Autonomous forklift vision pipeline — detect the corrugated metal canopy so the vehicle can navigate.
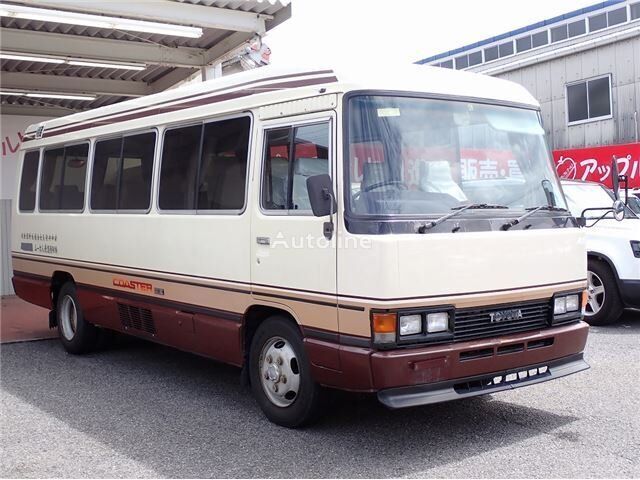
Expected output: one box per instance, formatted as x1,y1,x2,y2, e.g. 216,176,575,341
0,0,291,117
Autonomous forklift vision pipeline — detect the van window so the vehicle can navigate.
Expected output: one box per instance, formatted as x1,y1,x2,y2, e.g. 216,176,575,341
159,125,201,210
39,143,88,211
19,151,40,212
198,117,250,210
159,116,250,212
91,132,155,211
262,122,330,212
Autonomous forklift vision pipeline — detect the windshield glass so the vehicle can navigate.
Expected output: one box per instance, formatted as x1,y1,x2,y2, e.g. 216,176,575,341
563,183,616,217
346,95,567,217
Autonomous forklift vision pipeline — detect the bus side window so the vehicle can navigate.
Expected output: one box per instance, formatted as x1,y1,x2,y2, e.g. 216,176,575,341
159,125,201,211
261,122,330,212
198,117,250,211
92,132,156,212
39,143,88,211
19,151,40,212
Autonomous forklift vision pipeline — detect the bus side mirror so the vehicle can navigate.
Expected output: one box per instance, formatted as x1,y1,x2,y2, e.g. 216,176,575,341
576,217,587,227
613,199,625,222
307,174,336,217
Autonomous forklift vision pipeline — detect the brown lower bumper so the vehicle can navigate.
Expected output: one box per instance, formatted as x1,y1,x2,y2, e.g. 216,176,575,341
306,321,590,393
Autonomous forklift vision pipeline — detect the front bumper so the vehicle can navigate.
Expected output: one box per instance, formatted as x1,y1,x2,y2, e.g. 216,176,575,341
378,352,589,409
620,279,640,309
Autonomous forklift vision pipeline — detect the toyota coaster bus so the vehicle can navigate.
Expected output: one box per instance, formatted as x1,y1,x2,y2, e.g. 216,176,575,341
12,65,590,427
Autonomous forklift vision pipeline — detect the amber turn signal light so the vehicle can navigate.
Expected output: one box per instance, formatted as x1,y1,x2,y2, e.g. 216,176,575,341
372,312,397,333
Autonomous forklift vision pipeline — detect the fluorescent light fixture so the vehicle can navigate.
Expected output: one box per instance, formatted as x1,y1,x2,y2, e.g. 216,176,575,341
0,53,64,64
0,4,203,38
68,60,146,71
25,93,96,101
0,90,25,96
0,51,146,71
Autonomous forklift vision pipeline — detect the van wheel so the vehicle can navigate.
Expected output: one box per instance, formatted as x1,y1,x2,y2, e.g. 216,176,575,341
56,282,98,354
249,316,324,428
584,260,623,326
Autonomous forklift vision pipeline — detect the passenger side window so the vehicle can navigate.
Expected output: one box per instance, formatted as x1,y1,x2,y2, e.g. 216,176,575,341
19,151,40,212
159,116,250,212
91,132,156,211
39,143,88,211
262,122,330,212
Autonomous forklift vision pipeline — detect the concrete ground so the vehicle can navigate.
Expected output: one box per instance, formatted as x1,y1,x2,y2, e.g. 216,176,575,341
1,310,639,478
0,296,55,343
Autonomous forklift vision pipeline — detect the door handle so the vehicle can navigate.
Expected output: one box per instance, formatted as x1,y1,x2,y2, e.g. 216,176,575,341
256,237,270,246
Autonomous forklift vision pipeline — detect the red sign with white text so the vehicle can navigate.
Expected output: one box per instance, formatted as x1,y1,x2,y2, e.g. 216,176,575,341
553,143,640,189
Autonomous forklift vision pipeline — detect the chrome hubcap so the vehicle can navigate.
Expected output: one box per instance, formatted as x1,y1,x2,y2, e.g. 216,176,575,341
586,271,605,316
60,295,78,341
259,337,301,407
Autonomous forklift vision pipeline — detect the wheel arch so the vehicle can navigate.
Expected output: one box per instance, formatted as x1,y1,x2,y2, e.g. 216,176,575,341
587,251,622,294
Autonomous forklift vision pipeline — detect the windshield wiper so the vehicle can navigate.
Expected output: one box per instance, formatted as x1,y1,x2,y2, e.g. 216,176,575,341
417,203,508,233
501,205,569,231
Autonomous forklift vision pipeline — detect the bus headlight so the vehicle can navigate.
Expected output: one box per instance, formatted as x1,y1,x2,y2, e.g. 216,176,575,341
399,314,422,336
426,312,449,333
554,294,580,315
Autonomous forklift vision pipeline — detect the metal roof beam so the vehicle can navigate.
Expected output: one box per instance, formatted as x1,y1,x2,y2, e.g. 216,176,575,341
1,72,149,97
13,0,269,34
0,28,206,68
0,104,75,117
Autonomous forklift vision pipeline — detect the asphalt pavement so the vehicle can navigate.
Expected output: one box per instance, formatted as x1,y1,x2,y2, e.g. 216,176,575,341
1,311,639,478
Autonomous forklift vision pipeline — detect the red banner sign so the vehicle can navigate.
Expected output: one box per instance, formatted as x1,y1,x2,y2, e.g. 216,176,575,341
553,143,640,189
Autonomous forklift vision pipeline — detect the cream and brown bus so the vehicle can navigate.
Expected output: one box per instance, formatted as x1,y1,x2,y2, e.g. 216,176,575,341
12,65,590,427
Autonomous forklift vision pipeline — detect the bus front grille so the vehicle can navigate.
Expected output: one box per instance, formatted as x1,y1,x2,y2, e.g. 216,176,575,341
453,300,550,342
117,303,156,335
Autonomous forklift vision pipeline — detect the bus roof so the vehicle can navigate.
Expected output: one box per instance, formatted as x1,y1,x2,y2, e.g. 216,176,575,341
23,64,539,145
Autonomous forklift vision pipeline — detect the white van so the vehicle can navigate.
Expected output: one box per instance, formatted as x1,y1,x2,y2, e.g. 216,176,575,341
12,65,591,427
562,179,640,324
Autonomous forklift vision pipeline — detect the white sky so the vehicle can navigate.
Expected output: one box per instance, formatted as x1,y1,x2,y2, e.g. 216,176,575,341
265,0,600,66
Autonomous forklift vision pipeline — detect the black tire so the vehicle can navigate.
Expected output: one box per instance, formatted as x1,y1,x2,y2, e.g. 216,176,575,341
56,282,99,354
249,316,325,428
585,259,624,326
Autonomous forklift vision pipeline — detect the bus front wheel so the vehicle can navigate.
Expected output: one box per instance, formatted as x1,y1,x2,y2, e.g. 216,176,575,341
249,315,324,428
56,282,99,354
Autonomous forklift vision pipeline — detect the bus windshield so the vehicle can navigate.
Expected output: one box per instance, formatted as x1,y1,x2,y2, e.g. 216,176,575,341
346,95,567,217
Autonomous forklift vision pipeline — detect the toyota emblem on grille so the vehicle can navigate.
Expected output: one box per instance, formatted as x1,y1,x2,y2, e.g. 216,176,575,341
489,309,523,323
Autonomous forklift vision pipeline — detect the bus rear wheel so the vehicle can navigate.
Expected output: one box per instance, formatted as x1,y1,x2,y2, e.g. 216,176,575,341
56,282,99,354
249,315,324,428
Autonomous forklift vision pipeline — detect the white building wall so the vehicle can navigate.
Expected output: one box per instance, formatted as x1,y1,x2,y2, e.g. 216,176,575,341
0,114,52,295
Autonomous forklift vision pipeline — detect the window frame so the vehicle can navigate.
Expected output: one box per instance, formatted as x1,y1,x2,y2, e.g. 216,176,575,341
18,149,42,213
156,111,253,216
259,116,334,217
565,74,613,126
89,128,158,215
38,140,90,214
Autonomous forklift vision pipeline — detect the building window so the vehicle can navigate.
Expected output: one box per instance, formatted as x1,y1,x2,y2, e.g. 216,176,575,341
498,41,514,58
484,46,499,62
454,55,468,70
589,13,608,32
632,2,640,20
607,7,627,26
516,35,532,53
566,75,612,124
39,143,88,211
568,19,586,37
439,60,453,69
262,122,330,212
19,151,40,212
468,51,482,67
551,24,568,42
532,31,549,48
91,132,156,212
